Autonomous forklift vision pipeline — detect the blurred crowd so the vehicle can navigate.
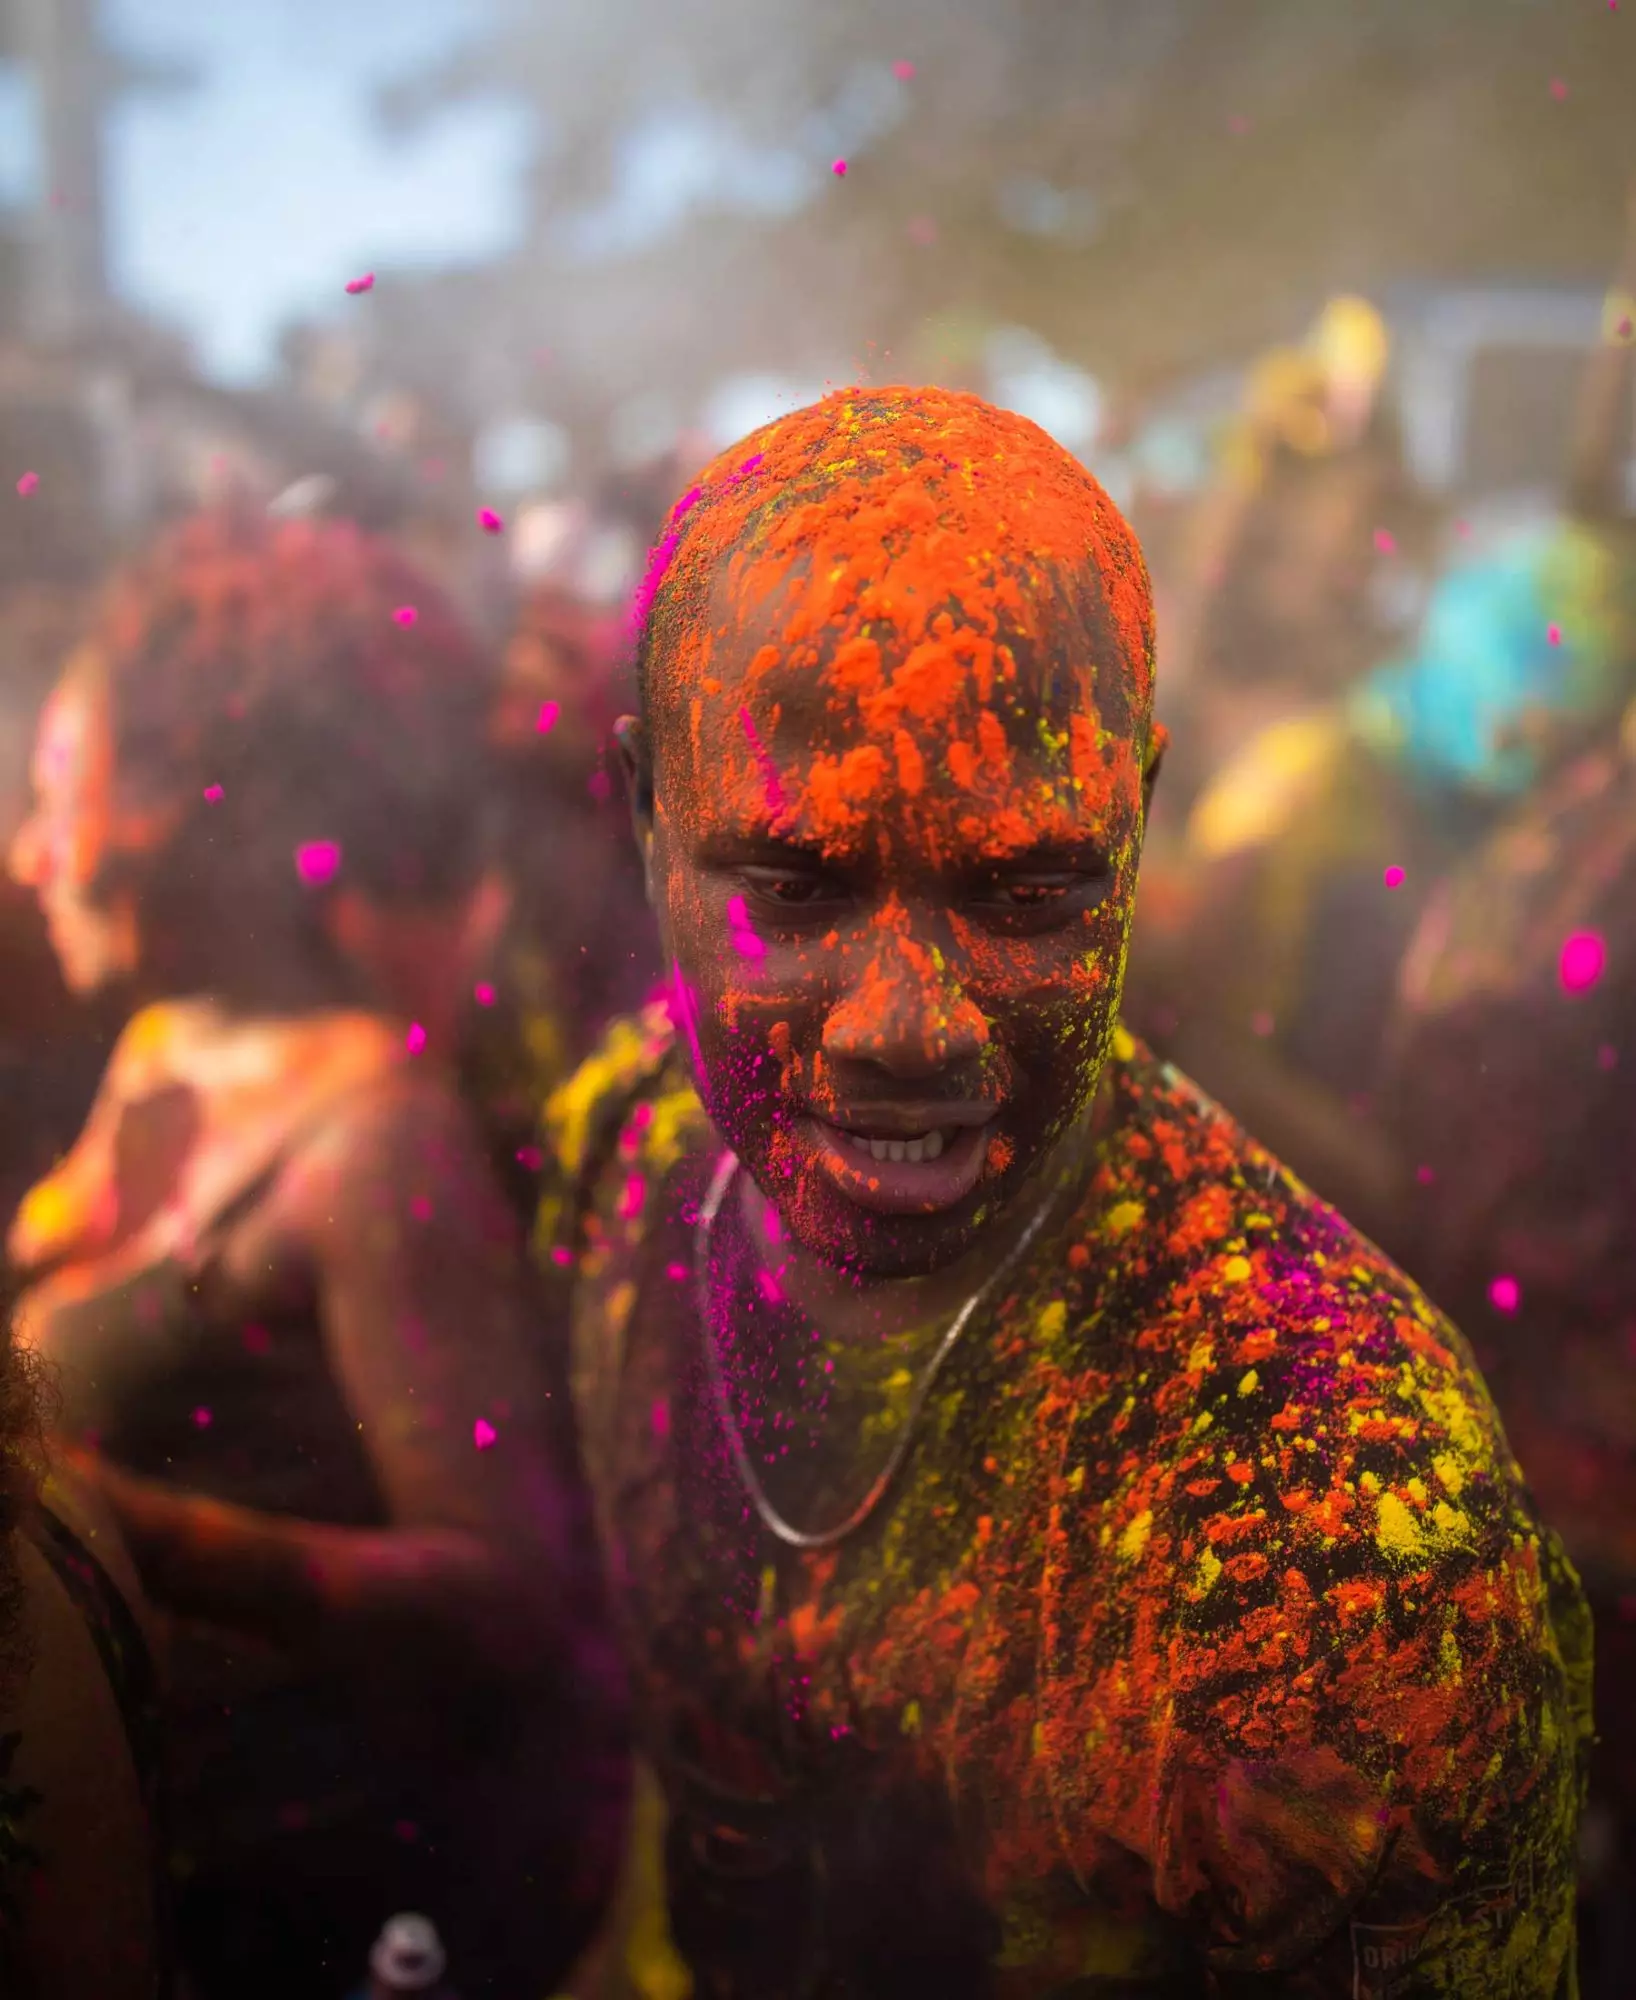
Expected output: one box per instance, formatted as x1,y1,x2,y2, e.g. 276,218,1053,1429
0,199,1634,1996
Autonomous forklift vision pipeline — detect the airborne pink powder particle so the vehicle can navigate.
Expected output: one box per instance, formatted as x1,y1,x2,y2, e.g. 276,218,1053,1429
536,700,559,735
405,1022,427,1055
1547,622,1562,646
295,840,341,887
473,1418,497,1450
345,272,375,295
832,159,848,177
203,783,224,802
477,506,504,534
1373,528,1396,555
893,60,916,80
1416,1164,1436,1185
192,1406,213,1428
393,605,418,627
1559,930,1606,993
1488,1275,1521,1314
473,982,496,1007
15,471,38,497
1549,77,1569,99
1383,865,1406,889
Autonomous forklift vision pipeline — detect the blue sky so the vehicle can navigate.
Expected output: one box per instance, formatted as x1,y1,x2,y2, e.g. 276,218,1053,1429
65,0,529,378
0,1,909,385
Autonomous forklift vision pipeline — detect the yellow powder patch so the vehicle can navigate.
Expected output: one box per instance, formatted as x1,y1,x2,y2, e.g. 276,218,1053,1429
1406,1476,1429,1507
1222,1254,1252,1283
1111,1024,1136,1063
1104,1200,1145,1239
1036,1300,1068,1343
1194,1547,1223,1597
1420,1384,1486,1460
1439,1630,1464,1684
900,1700,922,1737
1376,1491,1424,1561
1237,1369,1260,1397
1117,1510,1153,1561
1431,1501,1473,1543
1186,1339,1215,1374
1432,1452,1466,1498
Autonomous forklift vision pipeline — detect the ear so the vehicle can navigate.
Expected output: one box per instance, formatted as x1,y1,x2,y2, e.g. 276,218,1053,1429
1142,720,1169,820
613,714,657,903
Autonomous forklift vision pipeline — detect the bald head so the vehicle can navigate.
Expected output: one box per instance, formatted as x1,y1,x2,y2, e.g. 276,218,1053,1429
633,385,1155,763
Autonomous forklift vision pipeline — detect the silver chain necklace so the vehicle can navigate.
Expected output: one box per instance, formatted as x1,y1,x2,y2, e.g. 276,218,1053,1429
694,1140,1078,1552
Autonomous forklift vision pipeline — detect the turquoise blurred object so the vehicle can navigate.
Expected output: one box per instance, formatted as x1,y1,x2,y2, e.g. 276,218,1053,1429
1351,524,1632,799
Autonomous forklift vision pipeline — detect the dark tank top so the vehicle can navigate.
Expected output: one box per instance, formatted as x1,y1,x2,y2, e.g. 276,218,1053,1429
0,1509,172,1996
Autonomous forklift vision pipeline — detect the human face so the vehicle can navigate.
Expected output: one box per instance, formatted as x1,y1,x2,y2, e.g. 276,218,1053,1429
7,663,137,994
627,564,1158,1282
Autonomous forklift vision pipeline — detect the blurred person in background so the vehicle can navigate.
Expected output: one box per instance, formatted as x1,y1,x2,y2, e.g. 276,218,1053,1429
4,513,627,2000
1140,295,1423,823
0,582,116,1233
1378,224,1636,1999
474,496,658,1217
0,1294,166,1998
1125,223,1636,1239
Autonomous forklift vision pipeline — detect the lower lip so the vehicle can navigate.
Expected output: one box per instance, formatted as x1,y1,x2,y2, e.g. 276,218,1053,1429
805,1116,994,1215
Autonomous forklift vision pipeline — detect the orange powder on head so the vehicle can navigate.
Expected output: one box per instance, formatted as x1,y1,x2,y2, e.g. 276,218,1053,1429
634,387,1157,844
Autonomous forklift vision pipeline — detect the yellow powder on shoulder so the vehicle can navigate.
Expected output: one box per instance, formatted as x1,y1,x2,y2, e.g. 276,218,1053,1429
1375,1490,1424,1561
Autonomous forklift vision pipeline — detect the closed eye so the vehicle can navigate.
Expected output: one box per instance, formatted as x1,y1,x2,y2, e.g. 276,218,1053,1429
734,863,851,915
962,861,1112,926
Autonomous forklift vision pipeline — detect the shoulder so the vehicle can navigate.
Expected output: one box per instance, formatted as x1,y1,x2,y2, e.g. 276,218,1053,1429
537,1003,706,1255
1184,708,1350,863
1094,1044,1551,1589
1048,1046,1590,1976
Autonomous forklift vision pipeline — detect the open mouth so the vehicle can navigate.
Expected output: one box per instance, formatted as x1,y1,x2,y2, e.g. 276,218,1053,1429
804,1113,997,1215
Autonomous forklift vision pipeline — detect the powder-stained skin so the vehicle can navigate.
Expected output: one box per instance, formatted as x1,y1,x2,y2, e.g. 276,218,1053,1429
545,388,1590,1998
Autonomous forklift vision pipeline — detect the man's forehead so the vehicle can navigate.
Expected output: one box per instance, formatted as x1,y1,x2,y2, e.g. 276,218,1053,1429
662,563,1119,734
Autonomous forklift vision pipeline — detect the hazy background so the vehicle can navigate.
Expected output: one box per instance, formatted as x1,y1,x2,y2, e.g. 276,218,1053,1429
4,0,1635,521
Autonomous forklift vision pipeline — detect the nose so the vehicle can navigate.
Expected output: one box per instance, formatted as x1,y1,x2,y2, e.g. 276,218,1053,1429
7,810,48,890
822,920,988,1079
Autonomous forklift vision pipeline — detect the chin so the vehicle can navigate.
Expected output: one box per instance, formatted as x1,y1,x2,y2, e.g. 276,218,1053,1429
759,1168,1006,1283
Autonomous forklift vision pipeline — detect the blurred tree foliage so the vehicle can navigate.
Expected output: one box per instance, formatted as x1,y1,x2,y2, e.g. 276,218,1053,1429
371,0,1636,437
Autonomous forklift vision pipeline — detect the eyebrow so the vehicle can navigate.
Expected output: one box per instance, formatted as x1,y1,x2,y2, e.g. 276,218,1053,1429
694,826,1111,873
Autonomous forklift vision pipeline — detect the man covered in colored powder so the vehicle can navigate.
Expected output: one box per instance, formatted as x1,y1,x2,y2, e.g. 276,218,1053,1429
540,387,1590,1998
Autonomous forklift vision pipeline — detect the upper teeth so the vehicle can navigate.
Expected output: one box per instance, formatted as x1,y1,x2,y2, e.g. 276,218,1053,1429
843,1129,947,1164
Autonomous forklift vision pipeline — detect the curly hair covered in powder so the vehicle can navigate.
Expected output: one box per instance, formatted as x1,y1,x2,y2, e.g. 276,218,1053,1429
78,510,501,994
631,386,1157,765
